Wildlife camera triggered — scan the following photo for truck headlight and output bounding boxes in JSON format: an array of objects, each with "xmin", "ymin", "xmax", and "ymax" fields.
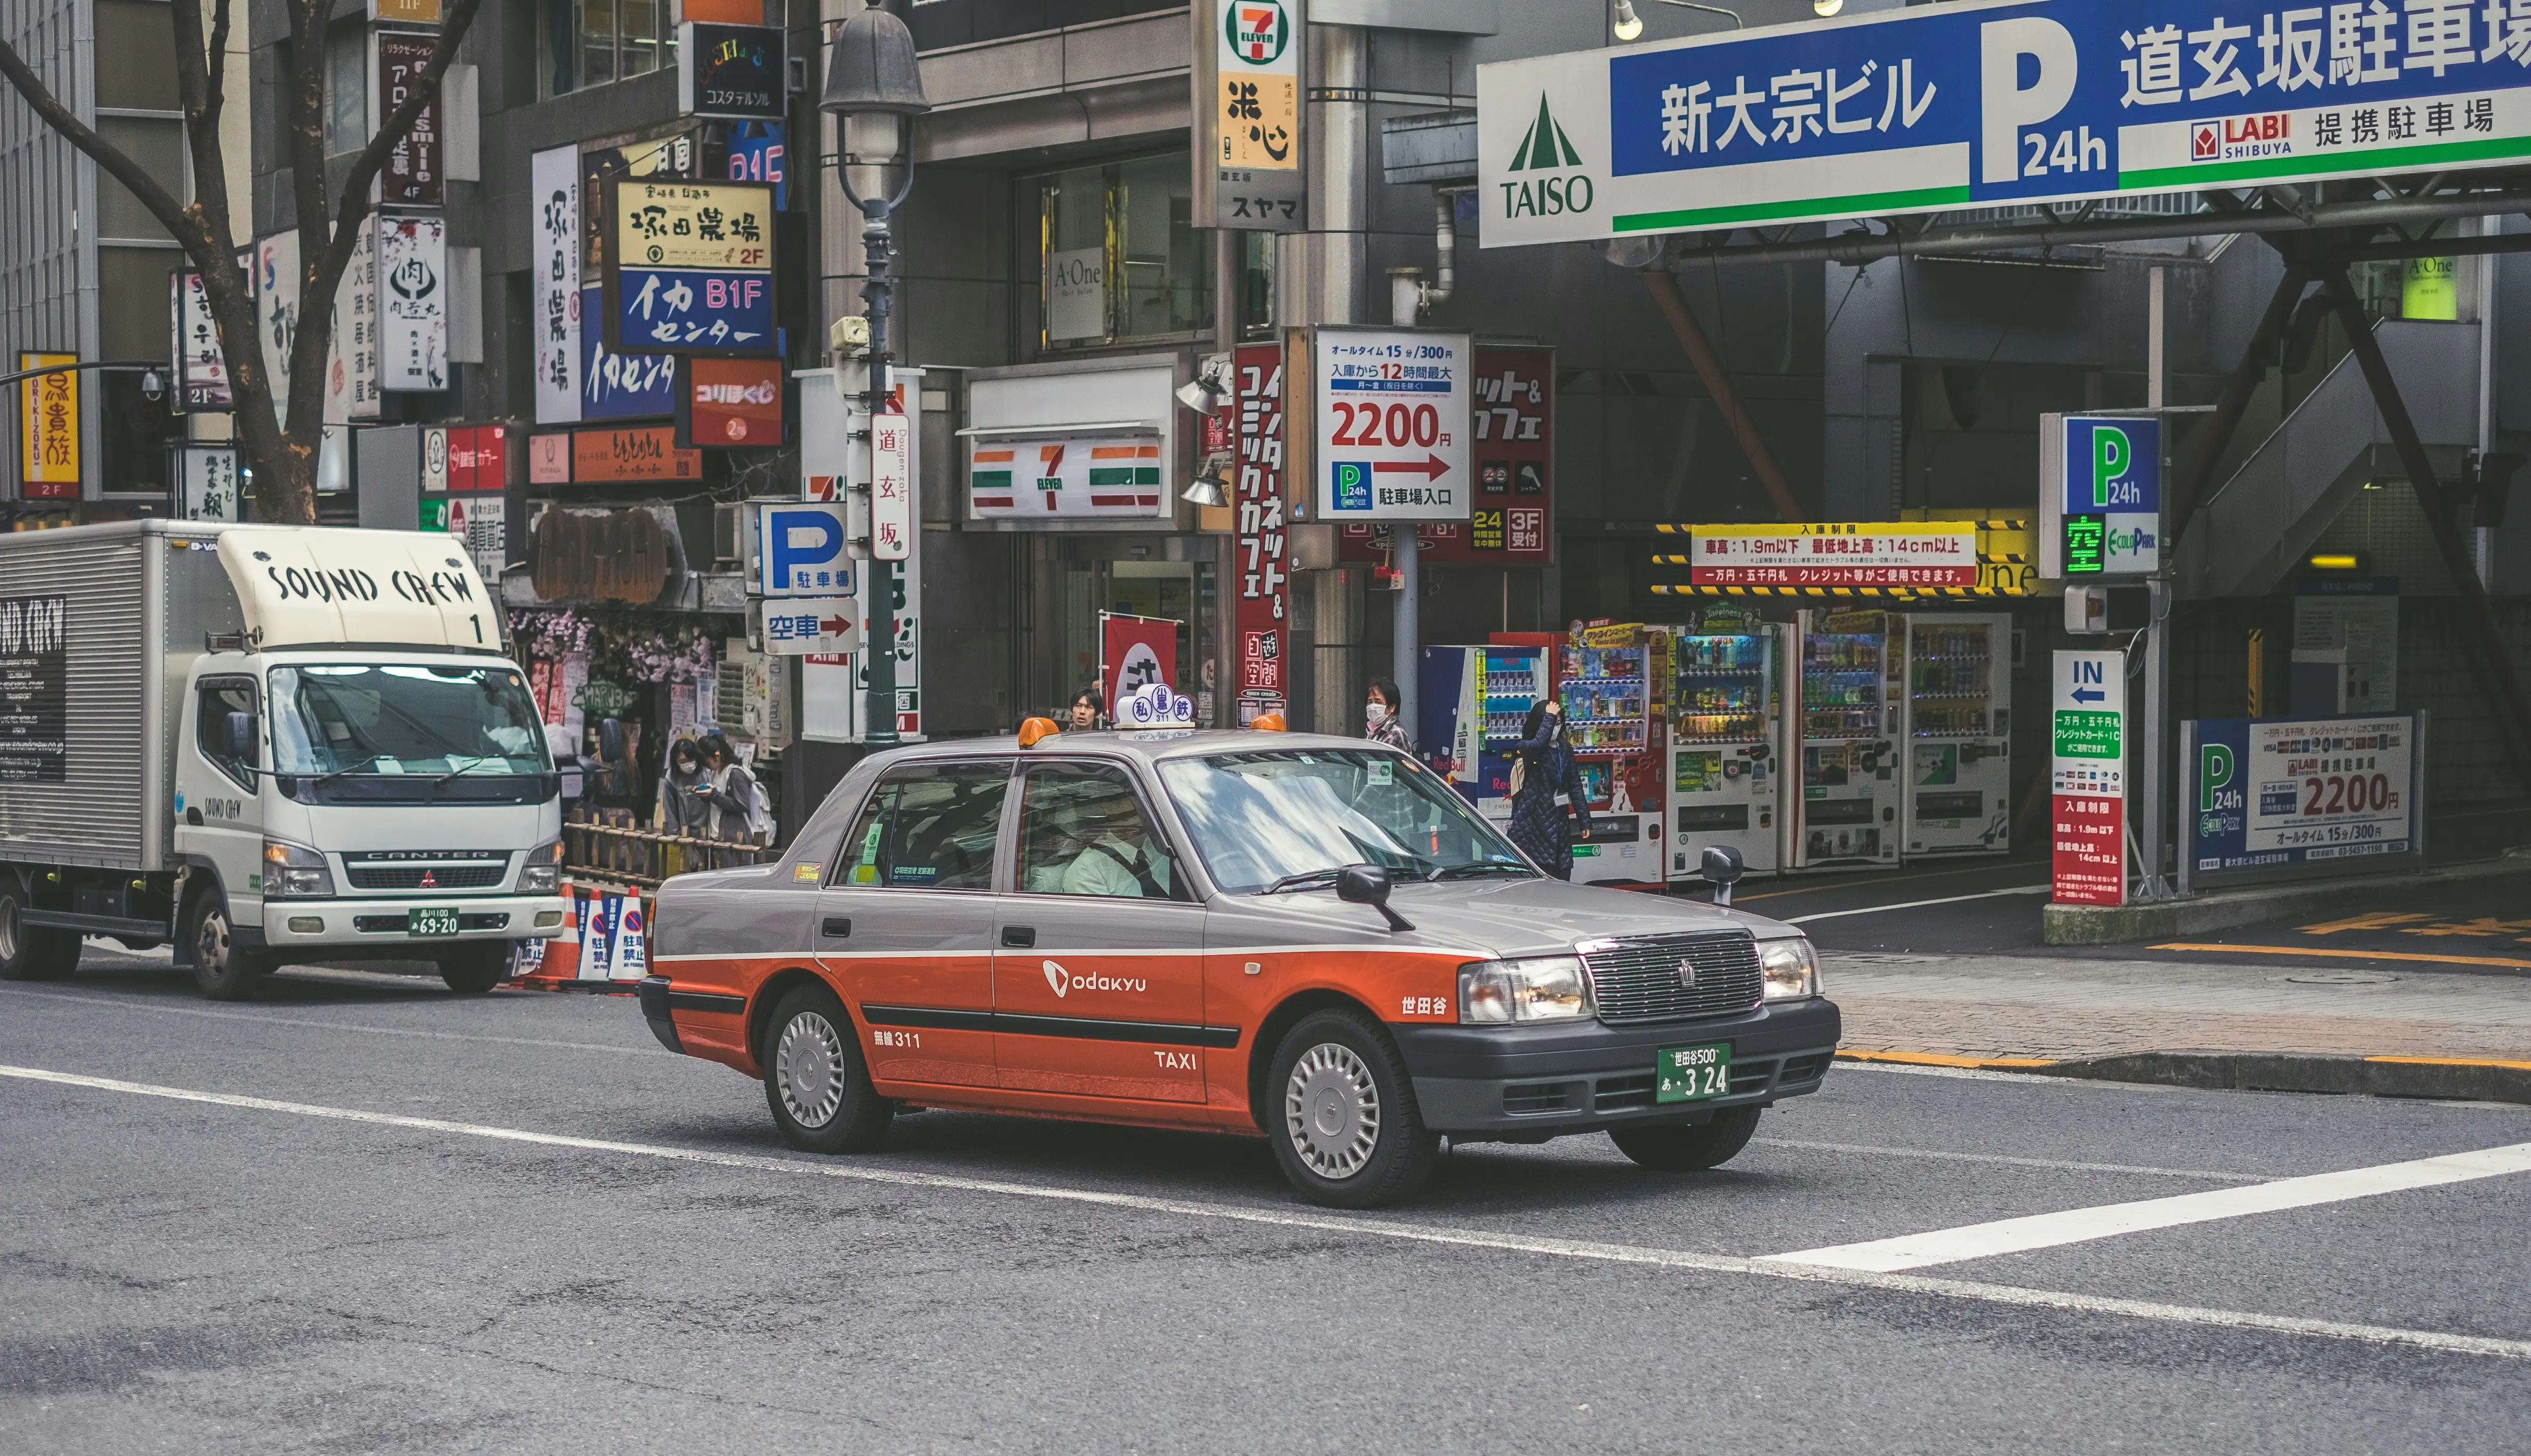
[
  {"xmin": 1758, "ymin": 937, "xmax": 1821, "ymax": 1001},
  {"xmin": 1459, "ymin": 956, "xmax": 1594, "ymax": 1024},
  {"xmin": 261, "ymin": 840, "xmax": 335, "ymax": 899},
  {"xmin": 519, "ymin": 840, "xmax": 563, "ymax": 894}
]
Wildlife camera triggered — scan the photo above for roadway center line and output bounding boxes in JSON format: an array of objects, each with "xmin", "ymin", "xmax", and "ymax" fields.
[
  {"xmin": 1783, "ymin": 885, "xmax": 2050, "ymax": 925},
  {"xmin": 1764, "ymin": 1140, "xmax": 2531, "ymax": 1273},
  {"xmin": 5, "ymin": 1063, "xmax": 2528, "ymax": 1364},
  {"xmin": 0, "ymin": 986, "xmax": 666, "ymax": 1058}
]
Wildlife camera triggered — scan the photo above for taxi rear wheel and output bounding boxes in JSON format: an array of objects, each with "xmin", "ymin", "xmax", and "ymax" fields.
[
  {"xmin": 1608, "ymin": 1106, "xmax": 1761, "ymax": 1172},
  {"xmin": 761, "ymin": 983, "xmax": 892, "ymax": 1154},
  {"xmin": 1266, "ymin": 1008, "xmax": 1438, "ymax": 1209}
]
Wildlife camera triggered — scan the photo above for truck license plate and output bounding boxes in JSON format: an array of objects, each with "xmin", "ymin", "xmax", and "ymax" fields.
[
  {"xmin": 1655, "ymin": 1042, "xmax": 1732, "ymax": 1103},
  {"xmin": 408, "ymin": 907, "xmax": 461, "ymax": 938}
]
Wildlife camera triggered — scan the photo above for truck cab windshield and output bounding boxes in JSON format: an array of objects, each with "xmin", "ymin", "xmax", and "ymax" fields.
[{"xmin": 269, "ymin": 664, "xmax": 551, "ymax": 804}]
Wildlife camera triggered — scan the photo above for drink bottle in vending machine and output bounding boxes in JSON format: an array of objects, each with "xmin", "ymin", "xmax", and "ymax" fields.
[
  {"xmin": 1559, "ymin": 622, "xmax": 1668, "ymax": 886},
  {"xmin": 1901, "ymin": 612, "xmax": 2014, "ymax": 854},
  {"xmin": 1664, "ymin": 613, "xmax": 1790, "ymax": 881},
  {"xmin": 1792, "ymin": 608, "xmax": 1903, "ymax": 868},
  {"xmin": 1419, "ymin": 641, "xmax": 1551, "ymax": 825}
]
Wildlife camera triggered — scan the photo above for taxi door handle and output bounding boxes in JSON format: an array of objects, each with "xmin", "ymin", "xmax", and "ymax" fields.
[
  {"xmin": 820, "ymin": 916, "xmax": 852, "ymax": 939},
  {"xmin": 1001, "ymin": 926, "xmax": 1035, "ymax": 948}
]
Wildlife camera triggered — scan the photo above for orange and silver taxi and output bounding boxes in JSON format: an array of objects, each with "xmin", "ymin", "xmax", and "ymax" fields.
[{"xmin": 639, "ymin": 727, "xmax": 1837, "ymax": 1207}]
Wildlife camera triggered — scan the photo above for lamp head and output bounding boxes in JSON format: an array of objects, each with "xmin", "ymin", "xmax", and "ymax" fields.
[{"xmin": 821, "ymin": 0, "xmax": 930, "ymax": 123}]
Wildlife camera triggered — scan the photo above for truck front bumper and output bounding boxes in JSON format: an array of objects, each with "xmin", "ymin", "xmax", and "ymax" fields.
[
  {"xmin": 256, "ymin": 894, "xmax": 572, "ymax": 948},
  {"xmin": 1391, "ymin": 997, "xmax": 1841, "ymax": 1141}
]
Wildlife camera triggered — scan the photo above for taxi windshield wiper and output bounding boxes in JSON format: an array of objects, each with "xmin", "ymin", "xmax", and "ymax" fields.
[
  {"xmin": 1428, "ymin": 861, "xmax": 1534, "ymax": 881},
  {"xmin": 1264, "ymin": 868, "xmax": 1346, "ymax": 894}
]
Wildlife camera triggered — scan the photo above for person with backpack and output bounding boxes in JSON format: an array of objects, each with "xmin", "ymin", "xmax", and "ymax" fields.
[{"xmin": 1505, "ymin": 698, "xmax": 1590, "ymax": 880}]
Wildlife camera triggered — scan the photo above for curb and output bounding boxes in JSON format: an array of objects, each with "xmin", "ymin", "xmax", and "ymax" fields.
[
  {"xmin": 1835, "ymin": 1048, "xmax": 2531, "ymax": 1104},
  {"xmin": 2039, "ymin": 855, "xmax": 2531, "ymax": 946}
]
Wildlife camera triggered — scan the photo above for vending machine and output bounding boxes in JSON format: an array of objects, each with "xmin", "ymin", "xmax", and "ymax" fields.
[
  {"xmin": 1664, "ymin": 610, "xmax": 1791, "ymax": 881},
  {"xmin": 1419, "ymin": 642, "xmax": 1551, "ymax": 823},
  {"xmin": 1560, "ymin": 624, "xmax": 1668, "ymax": 885},
  {"xmin": 1900, "ymin": 612, "xmax": 2014, "ymax": 855},
  {"xmin": 1791, "ymin": 608, "xmax": 1903, "ymax": 868}
]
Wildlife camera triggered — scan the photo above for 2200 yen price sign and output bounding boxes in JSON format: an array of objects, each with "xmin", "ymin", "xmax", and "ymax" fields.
[
  {"xmin": 2298, "ymin": 772, "xmax": 2398, "ymax": 818},
  {"xmin": 1328, "ymin": 401, "xmax": 1445, "ymax": 448}
]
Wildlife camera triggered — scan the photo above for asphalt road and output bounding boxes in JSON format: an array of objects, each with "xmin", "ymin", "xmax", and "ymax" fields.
[{"xmin": 8, "ymin": 947, "xmax": 2531, "ymax": 1453}]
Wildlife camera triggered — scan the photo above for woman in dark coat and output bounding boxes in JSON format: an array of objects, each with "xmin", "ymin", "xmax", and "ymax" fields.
[{"xmin": 1506, "ymin": 699, "xmax": 1590, "ymax": 880}]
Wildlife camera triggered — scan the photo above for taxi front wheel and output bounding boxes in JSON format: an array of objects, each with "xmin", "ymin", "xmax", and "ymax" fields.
[
  {"xmin": 761, "ymin": 983, "xmax": 893, "ymax": 1154},
  {"xmin": 1266, "ymin": 1009, "xmax": 1438, "ymax": 1209}
]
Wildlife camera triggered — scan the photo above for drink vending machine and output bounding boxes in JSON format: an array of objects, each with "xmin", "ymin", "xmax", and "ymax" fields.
[
  {"xmin": 1664, "ymin": 610, "xmax": 1791, "ymax": 881},
  {"xmin": 1900, "ymin": 612, "xmax": 2014, "ymax": 855},
  {"xmin": 1419, "ymin": 641, "xmax": 1552, "ymax": 822},
  {"xmin": 1560, "ymin": 623, "xmax": 1669, "ymax": 885},
  {"xmin": 1792, "ymin": 608, "xmax": 1903, "ymax": 868}
]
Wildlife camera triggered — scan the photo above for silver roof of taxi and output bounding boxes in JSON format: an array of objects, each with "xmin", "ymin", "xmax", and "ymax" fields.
[{"xmin": 866, "ymin": 728, "xmax": 1399, "ymax": 766}]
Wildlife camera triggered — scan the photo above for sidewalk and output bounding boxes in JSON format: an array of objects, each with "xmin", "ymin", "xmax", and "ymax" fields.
[{"xmin": 1827, "ymin": 951, "xmax": 2531, "ymax": 1102}]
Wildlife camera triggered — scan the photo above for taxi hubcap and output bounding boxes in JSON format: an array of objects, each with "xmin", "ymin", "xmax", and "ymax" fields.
[
  {"xmin": 776, "ymin": 1012, "xmax": 848, "ymax": 1128},
  {"xmin": 1285, "ymin": 1042, "xmax": 1379, "ymax": 1180}
]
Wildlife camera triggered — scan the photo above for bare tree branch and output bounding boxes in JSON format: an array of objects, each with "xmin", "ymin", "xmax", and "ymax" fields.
[{"xmin": 0, "ymin": 36, "xmax": 211, "ymax": 263}]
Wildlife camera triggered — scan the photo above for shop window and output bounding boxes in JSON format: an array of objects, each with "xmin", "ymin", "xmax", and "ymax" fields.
[
  {"xmin": 1035, "ymin": 152, "xmax": 1211, "ymax": 350},
  {"xmin": 542, "ymin": 0, "xmax": 672, "ymax": 99}
]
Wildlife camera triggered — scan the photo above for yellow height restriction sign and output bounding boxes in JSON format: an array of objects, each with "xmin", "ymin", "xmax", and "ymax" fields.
[{"xmin": 611, "ymin": 181, "xmax": 774, "ymax": 272}]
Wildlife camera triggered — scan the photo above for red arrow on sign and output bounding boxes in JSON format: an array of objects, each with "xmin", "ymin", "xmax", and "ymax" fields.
[
  {"xmin": 820, "ymin": 616, "xmax": 850, "ymax": 637},
  {"xmin": 1373, "ymin": 453, "xmax": 1450, "ymax": 481}
]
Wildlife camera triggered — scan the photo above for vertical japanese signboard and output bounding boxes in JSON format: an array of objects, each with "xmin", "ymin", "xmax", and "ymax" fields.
[
  {"xmin": 1313, "ymin": 327, "xmax": 1471, "ymax": 523},
  {"xmin": 170, "ymin": 272, "xmax": 231, "ymax": 410},
  {"xmin": 177, "ymin": 446, "xmax": 240, "ymax": 520},
  {"xmin": 380, "ymin": 216, "xmax": 449, "ymax": 391},
  {"xmin": 605, "ymin": 179, "xmax": 777, "ymax": 354},
  {"xmin": 2051, "ymin": 649, "xmax": 2126, "ymax": 907},
  {"xmin": 532, "ymin": 145, "xmax": 583, "ymax": 425},
  {"xmin": 255, "ymin": 233, "xmax": 300, "ymax": 426},
  {"xmin": 2040, "ymin": 413, "xmax": 2162, "ymax": 577},
  {"xmin": 1232, "ymin": 342, "xmax": 1289, "ymax": 723},
  {"xmin": 1195, "ymin": 0, "xmax": 1305, "ymax": 231},
  {"xmin": 870, "ymin": 403, "xmax": 913, "ymax": 561},
  {"xmin": 15, "ymin": 353, "xmax": 78, "ymax": 498},
  {"xmin": 323, "ymin": 222, "xmax": 380, "ymax": 424},
  {"xmin": 370, "ymin": 31, "xmax": 442, "ymax": 208}
]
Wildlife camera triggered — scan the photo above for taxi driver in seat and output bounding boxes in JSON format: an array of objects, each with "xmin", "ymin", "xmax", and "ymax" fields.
[{"xmin": 1059, "ymin": 783, "xmax": 1172, "ymax": 899}]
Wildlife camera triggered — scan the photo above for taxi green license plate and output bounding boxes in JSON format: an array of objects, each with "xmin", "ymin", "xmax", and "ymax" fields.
[
  {"xmin": 1655, "ymin": 1043, "xmax": 1733, "ymax": 1103},
  {"xmin": 408, "ymin": 907, "xmax": 461, "ymax": 938}
]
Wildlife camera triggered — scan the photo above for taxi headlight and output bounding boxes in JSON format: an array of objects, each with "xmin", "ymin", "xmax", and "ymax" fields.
[
  {"xmin": 262, "ymin": 840, "xmax": 335, "ymax": 899},
  {"xmin": 1758, "ymin": 937, "xmax": 1821, "ymax": 1001},
  {"xmin": 1459, "ymin": 956, "xmax": 1594, "ymax": 1024}
]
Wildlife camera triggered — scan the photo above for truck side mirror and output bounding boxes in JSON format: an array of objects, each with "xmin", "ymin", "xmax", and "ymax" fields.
[
  {"xmin": 599, "ymin": 716, "xmax": 627, "ymax": 763},
  {"xmin": 223, "ymin": 711, "xmax": 257, "ymax": 762},
  {"xmin": 1701, "ymin": 844, "xmax": 1744, "ymax": 907},
  {"xmin": 1336, "ymin": 863, "xmax": 1415, "ymax": 932}
]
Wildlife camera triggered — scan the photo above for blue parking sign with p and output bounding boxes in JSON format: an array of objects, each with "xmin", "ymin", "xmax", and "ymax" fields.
[
  {"xmin": 1333, "ymin": 461, "xmax": 1371, "ymax": 513},
  {"xmin": 754, "ymin": 503, "xmax": 855, "ymax": 596}
]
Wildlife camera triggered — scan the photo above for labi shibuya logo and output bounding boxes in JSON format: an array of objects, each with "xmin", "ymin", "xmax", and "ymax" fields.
[
  {"xmin": 1043, "ymin": 959, "xmax": 1147, "ymax": 999},
  {"xmin": 1500, "ymin": 94, "xmax": 1593, "ymax": 218}
]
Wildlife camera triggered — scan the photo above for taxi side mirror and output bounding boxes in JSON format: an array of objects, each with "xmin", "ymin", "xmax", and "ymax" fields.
[
  {"xmin": 1337, "ymin": 864, "xmax": 1414, "ymax": 933},
  {"xmin": 1701, "ymin": 844, "xmax": 1744, "ymax": 907}
]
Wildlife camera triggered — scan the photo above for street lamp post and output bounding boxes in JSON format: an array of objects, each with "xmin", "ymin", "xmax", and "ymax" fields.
[{"xmin": 823, "ymin": 0, "xmax": 930, "ymax": 747}]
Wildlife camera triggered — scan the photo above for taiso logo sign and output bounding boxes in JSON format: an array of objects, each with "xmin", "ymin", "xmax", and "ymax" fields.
[{"xmin": 1499, "ymin": 94, "xmax": 1593, "ymax": 219}]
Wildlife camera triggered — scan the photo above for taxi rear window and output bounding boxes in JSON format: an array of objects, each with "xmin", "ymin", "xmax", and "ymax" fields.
[{"xmin": 835, "ymin": 762, "xmax": 1010, "ymax": 890}]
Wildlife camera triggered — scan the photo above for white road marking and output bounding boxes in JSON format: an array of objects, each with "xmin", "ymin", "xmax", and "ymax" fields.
[
  {"xmin": 1752, "ymin": 1137, "xmax": 2265, "ymax": 1183},
  {"xmin": 1767, "ymin": 1141, "xmax": 2531, "ymax": 1273},
  {"xmin": 0, "ymin": 986, "xmax": 665, "ymax": 1058},
  {"xmin": 6, "ymin": 1064, "xmax": 2530, "ymax": 1363},
  {"xmin": 1782, "ymin": 885, "xmax": 2050, "ymax": 925}
]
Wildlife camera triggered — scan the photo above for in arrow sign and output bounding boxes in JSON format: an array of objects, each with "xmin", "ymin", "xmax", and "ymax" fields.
[
  {"xmin": 1371, "ymin": 453, "xmax": 1451, "ymax": 482},
  {"xmin": 2071, "ymin": 686, "xmax": 2105, "ymax": 704},
  {"xmin": 820, "ymin": 616, "xmax": 850, "ymax": 636}
]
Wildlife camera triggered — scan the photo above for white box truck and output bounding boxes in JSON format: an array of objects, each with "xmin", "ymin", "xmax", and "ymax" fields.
[{"xmin": 0, "ymin": 521, "xmax": 568, "ymax": 998}]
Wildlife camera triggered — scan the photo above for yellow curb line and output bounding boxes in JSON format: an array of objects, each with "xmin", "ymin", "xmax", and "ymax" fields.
[
  {"xmin": 2151, "ymin": 942, "xmax": 2531, "ymax": 971},
  {"xmin": 2365, "ymin": 1055, "xmax": 2531, "ymax": 1072},
  {"xmin": 1835, "ymin": 1049, "xmax": 2058, "ymax": 1069}
]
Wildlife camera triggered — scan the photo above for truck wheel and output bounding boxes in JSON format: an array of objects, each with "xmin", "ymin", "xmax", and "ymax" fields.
[
  {"xmin": 188, "ymin": 893, "xmax": 266, "ymax": 1001},
  {"xmin": 1609, "ymin": 1107, "xmax": 1761, "ymax": 1172},
  {"xmin": 761, "ymin": 982, "xmax": 892, "ymax": 1154},
  {"xmin": 1266, "ymin": 1008, "xmax": 1439, "ymax": 1209},
  {"xmin": 438, "ymin": 943, "xmax": 511, "ymax": 994},
  {"xmin": 0, "ymin": 879, "xmax": 79, "ymax": 982}
]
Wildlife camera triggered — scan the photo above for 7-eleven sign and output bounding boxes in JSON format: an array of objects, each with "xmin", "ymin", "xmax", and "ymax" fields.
[{"xmin": 966, "ymin": 433, "xmax": 1169, "ymax": 520}]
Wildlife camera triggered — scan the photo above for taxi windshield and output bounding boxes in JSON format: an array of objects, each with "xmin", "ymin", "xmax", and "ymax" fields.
[{"xmin": 1158, "ymin": 749, "xmax": 1535, "ymax": 894}]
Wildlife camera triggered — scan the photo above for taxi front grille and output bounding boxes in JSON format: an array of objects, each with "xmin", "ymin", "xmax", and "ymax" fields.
[{"xmin": 1580, "ymin": 931, "xmax": 1763, "ymax": 1025}]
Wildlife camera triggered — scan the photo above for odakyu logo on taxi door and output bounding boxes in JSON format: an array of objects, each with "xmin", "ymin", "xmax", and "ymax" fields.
[{"xmin": 1042, "ymin": 960, "xmax": 1148, "ymax": 999}]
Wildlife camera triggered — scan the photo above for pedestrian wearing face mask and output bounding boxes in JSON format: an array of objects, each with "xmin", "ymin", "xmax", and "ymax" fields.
[{"xmin": 1364, "ymin": 678, "xmax": 1411, "ymax": 751}]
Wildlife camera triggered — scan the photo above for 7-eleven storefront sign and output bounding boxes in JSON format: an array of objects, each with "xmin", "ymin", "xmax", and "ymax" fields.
[{"xmin": 969, "ymin": 433, "xmax": 1166, "ymax": 518}]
